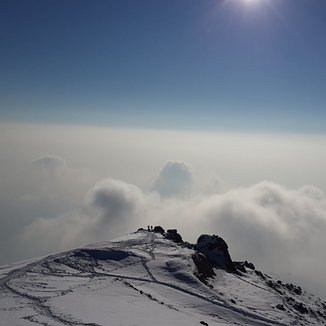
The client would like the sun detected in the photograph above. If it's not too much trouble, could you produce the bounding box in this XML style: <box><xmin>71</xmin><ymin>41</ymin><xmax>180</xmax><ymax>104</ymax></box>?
<box><xmin>243</xmin><ymin>0</ymin><xmax>262</xmax><ymax>4</ymax></box>
<box><xmin>223</xmin><ymin>0</ymin><xmax>263</xmax><ymax>6</ymax></box>
<box><xmin>241</xmin><ymin>0</ymin><xmax>265</xmax><ymax>7</ymax></box>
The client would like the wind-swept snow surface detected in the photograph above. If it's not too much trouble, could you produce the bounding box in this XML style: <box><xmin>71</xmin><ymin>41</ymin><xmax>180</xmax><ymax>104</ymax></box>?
<box><xmin>1</xmin><ymin>229</ymin><xmax>326</xmax><ymax>325</ymax></box>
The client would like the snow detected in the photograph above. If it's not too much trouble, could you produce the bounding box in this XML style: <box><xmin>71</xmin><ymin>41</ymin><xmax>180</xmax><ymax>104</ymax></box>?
<box><xmin>0</xmin><ymin>229</ymin><xmax>326</xmax><ymax>326</ymax></box>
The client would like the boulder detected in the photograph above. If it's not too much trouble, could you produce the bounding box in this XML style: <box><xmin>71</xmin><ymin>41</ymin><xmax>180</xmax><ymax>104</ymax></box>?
<box><xmin>194</xmin><ymin>234</ymin><xmax>236</xmax><ymax>272</ymax></box>
<box><xmin>165</xmin><ymin>229</ymin><xmax>183</xmax><ymax>243</ymax></box>
<box><xmin>153</xmin><ymin>226</ymin><xmax>165</xmax><ymax>234</ymax></box>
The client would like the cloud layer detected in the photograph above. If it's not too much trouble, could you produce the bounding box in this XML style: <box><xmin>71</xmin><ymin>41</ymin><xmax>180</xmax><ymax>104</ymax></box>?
<box><xmin>1</xmin><ymin>150</ymin><xmax>326</xmax><ymax>299</ymax></box>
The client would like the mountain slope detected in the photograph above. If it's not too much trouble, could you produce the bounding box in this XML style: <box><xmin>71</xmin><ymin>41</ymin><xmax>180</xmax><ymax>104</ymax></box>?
<box><xmin>1</xmin><ymin>228</ymin><xmax>326</xmax><ymax>326</ymax></box>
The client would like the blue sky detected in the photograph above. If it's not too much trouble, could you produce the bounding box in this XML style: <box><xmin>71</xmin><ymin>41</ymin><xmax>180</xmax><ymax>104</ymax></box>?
<box><xmin>1</xmin><ymin>0</ymin><xmax>326</xmax><ymax>133</ymax></box>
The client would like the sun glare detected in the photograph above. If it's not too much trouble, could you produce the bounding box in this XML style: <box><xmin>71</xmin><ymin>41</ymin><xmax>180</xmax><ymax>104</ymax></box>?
<box><xmin>222</xmin><ymin>0</ymin><xmax>265</xmax><ymax>8</ymax></box>
<box><xmin>241</xmin><ymin>0</ymin><xmax>266</xmax><ymax>9</ymax></box>
<box><xmin>243</xmin><ymin>0</ymin><xmax>262</xmax><ymax>4</ymax></box>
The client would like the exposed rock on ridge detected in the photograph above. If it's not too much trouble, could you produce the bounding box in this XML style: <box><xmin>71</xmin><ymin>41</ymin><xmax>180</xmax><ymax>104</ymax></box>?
<box><xmin>194</xmin><ymin>234</ymin><xmax>236</xmax><ymax>272</ymax></box>
<box><xmin>150</xmin><ymin>226</ymin><xmax>237</xmax><ymax>273</ymax></box>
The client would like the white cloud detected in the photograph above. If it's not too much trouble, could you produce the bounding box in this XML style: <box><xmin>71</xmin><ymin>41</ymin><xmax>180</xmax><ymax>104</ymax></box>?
<box><xmin>1</xmin><ymin>123</ymin><xmax>326</xmax><ymax>298</ymax></box>
<box><xmin>151</xmin><ymin>161</ymin><xmax>196</xmax><ymax>197</ymax></box>
<box><xmin>21</xmin><ymin>178</ymin><xmax>148</xmax><ymax>257</ymax></box>
<box><xmin>87</xmin><ymin>178</ymin><xmax>145</xmax><ymax>223</ymax></box>
<box><xmin>186</xmin><ymin>182</ymin><xmax>326</xmax><ymax>298</ymax></box>
<box><xmin>19</xmin><ymin>171</ymin><xmax>326</xmax><ymax>299</ymax></box>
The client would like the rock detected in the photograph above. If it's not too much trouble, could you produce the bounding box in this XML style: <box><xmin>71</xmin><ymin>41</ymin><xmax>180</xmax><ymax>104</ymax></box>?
<box><xmin>200</xmin><ymin>321</ymin><xmax>209</xmax><ymax>326</ymax></box>
<box><xmin>165</xmin><ymin>229</ymin><xmax>183</xmax><ymax>243</ymax></box>
<box><xmin>153</xmin><ymin>226</ymin><xmax>165</xmax><ymax>234</ymax></box>
<box><xmin>294</xmin><ymin>302</ymin><xmax>308</xmax><ymax>314</ymax></box>
<box><xmin>276</xmin><ymin>304</ymin><xmax>285</xmax><ymax>311</ymax></box>
<box><xmin>255</xmin><ymin>270</ymin><xmax>265</xmax><ymax>279</ymax></box>
<box><xmin>243</xmin><ymin>260</ymin><xmax>255</xmax><ymax>270</ymax></box>
<box><xmin>233</xmin><ymin>260</ymin><xmax>255</xmax><ymax>273</ymax></box>
<box><xmin>234</xmin><ymin>262</ymin><xmax>246</xmax><ymax>273</ymax></box>
<box><xmin>194</xmin><ymin>234</ymin><xmax>236</xmax><ymax>272</ymax></box>
<box><xmin>192</xmin><ymin>252</ymin><xmax>216</xmax><ymax>284</ymax></box>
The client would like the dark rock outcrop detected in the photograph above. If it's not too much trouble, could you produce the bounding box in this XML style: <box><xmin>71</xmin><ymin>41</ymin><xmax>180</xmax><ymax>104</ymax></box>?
<box><xmin>165</xmin><ymin>229</ymin><xmax>183</xmax><ymax>243</ymax></box>
<box><xmin>234</xmin><ymin>262</ymin><xmax>246</xmax><ymax>273</ymax></box>
<box><xmin>200</xmin><ymin>321</ymin><xmax>209</xmax><ymax>326</ymax></box>
<box><xmin>153</xmin><ymin>226</ymin><xmax>165</xmax><ymax>234</ymax></box>
<box><xmin>194</xmin><ymin>234</ymin><xmax>236</xmax><ymax>272</ymax></box>
<box><xmin>294</xmin><ymin>302</ymin><xmax>308</xmax><ymax>314</ymax></box>
<box><xmin>192</xmin><ymin>252</ymin><xmax>216</xmax><ymax>285</ymax></box>
<box><xmin>234</xmin><ymin>260</ymin><xmax>255</xmax><ymax>273</ymax></box>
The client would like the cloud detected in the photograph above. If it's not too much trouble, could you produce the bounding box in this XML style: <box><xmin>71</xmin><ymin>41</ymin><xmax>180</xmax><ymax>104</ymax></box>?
<box><xmin>87</xmin><ymin>178</ymin><xmax>145</xmax><ymax>223</ymax></box>
<box><xmin>2</xmin><ymin>152</ymin><xmax>326</xmax><ymax>299</ymax></box>
<box><xmin>188</xmin><ymin>182</ymin><xmax>326</xmax><ymax>298</ymax></box>
<box><xmin>189</xmin><ymin>181</ymin><xmax>326</xmax><ymax>258</ymax></box>
<box><xmin>0</xmin><ymin>154</ymin><xmax>97</xmax><ymax>264</ymax></box>
<box><xmin>1</xmin><ymin>123</ymin><xmax>326</xmax><ymax>299</ymax></box>
<box><xmin>22</xmin><ymin>212</ymin><xmax>93</xmax><ymax>256</ymax></box>
<box><xmin>32</xmin><ymin>155</ymin><xmax>66</xmax><ymax>175</ymax></box>
<box><xmin>151</xmin><ymin>161</ymin><xmax>196</xmax><ymax>197</ymax></box>
<box><xmin>21</xmin><ymin>178</ymin><xmax>148</xmax><ymax>256</ymax></box>
<box><xmin>198</xmin><ymin>175</ymin><xmax>230</xmax><ymax>195</ymax></box>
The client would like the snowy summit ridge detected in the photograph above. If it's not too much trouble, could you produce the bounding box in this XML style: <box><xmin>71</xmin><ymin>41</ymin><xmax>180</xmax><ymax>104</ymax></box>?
<box><xmin>1</xmin><ymin>227</ymin><xmax>326</xmax><ymax>326</ymax></box>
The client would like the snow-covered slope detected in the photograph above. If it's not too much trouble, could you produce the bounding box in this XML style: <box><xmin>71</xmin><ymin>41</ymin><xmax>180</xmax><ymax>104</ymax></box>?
<box><xmin>1</xmin><ymin>228</ymin><xmax>326</xmax><ymax>326</ymax></box>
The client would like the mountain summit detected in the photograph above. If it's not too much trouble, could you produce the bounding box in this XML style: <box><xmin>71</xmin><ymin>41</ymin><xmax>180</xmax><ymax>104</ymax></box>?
<box><xmin>1</xmin><ymin>227</ymin><xmax>326</xmax><ymax>325</ymax></box>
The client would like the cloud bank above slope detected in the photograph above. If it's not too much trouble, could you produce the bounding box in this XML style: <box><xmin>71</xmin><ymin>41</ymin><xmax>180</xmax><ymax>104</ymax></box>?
<box><xmin>16</xmin><ymin>158</ymin><xmax>326</xmax><ymax>299</ymax></box>
<box><xmin>1</xmin><ymin>124</ymin><xmax>326</xmax><ymax>298</ymax></box>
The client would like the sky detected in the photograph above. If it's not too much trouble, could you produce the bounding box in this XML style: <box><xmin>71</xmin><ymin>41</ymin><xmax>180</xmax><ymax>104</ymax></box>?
<box><xmin>1</xmin><ymin>0</ymin><xmax>326</xmax><ymax>300</ymax></box>
<box><xmin>1</xmin><ymin>0</ymin><xmax>326</xmax><ymax>132</ymax></box>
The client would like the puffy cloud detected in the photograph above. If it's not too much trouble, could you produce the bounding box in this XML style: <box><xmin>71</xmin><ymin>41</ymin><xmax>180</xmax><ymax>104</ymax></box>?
<box><xmin>187</xmin><ymin>182</ymin><xmax>326</xmax><ymax>298</ymax></box>
<box><xmin>32</xmin><ymin>155</ymin><xmax>66</xmax><ymax>175</ymax></box>
<box><xmin>151</xmin><ymin>161</ymin><xmax>195</xmax><ymax>197</ymax></box>
<box><xmin>87</xmin><ymin>178</ymin><xmax>145</xmax><ymax>223</ymax></box>
<box><xmin>21</xmin><ymin>178</ymin><xmax>148</xmax><ymax>257</ymax></box>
